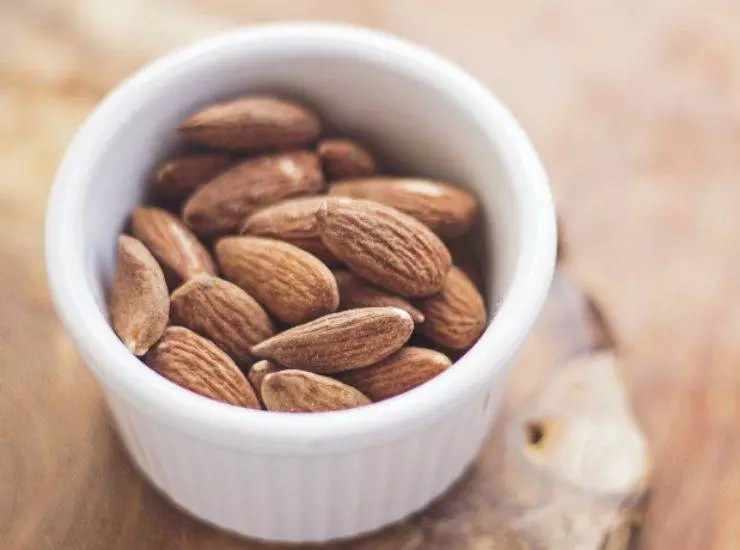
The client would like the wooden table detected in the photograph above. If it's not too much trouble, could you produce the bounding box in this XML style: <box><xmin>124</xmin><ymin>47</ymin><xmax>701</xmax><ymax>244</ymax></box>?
<box><xmin>2</xmin><ymin>1</ymin><xmax>739</xmax><ymax>548</ymax></box>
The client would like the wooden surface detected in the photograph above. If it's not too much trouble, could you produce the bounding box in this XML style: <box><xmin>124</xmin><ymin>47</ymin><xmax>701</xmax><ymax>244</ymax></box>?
<box><xmin>2</xmin><ymin>1</ymin><xmax>739</xmax><ymax>548</ymax></box>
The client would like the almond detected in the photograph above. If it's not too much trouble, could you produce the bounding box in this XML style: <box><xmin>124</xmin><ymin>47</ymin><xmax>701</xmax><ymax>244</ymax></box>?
<box><xmin>262</xmin><ymin>370</ymin><xmax>371</xmax><ymax>412</ymax></box>
<box><xmin>248</xmin><ymin>359</ymin><xmax>281</xmax><ymax>402</ymax></box>
<box><xmin>145</xmin><ymin>326</ymin><xmax>260</xmax><ymax>408</ymax></box>
<box><xmin>251</xmin><ymin>307</ymin><xmax>413</xmax><ymax>373</ymax></box>
<box><xmin>215</xmin><ymin>236</ymin><xmax>339</xmax><ymax>325</ymax></box>
<box><xmin>240</xmin><ymin>196</ymin><xmax>338</xmax><ymax>264</ymax></box>
<box><xmin>338</xmin><ymin>347</ymin><xmax>451</xmax><ymax>401</ymax></box>
<box><xmin>282</xmin><ymin>238</ymin><xmax>338</xmax><ymax>266</ymax></box>
<box><xmin>182</xmin><ymin>151</ymin><xmax>324</xmax><ymax>237</ymax></box>
<box><xmin>152</xmin><ymin>153</ymin><xmax>231</xmax><ymax>204</ymax></box>
<box><xmin>317</xmin><ymin>198</ymin><xmax>451</xmax><ymax>297</ymax></box>
<box><xmin>446</xmin><ymin>231</ymin><xmax>487</xmax><ymax>293</ymax></box>
<box><xmin>406</xmin><ymin>331</ymin><xmax>468</xmax><ymax>363</ymax></box>
<box><xmin>131</xmin><ymin>206</ymin><xmax>216</xmax><ymax>283</ymax></box>
<box><xmin>170</xmin><ymin>275</ymin><xmax>274</xmax><ymax>366</ymax></box>
<box><xmin>179</xmin><ymin>96</ymin><xmax>321</xmax><ymax>152</ymax></box>
<box><xmin>328</xmin><ymin>178</ymin><xmax>477</xmax><ymax>239</ymax></box>
<box><xmin>317</xmin><ymin>139</ymin><xmax>377</xmax><ymax>180</ymax></box>
<box><xmin>416</xmin><ymin>266</ymin><xmax>487</xmax><ymax>349</ymax></box>
<box><xmin>333</xmin><ymin>269</ymin><xmax>424</xmax><ymax>324</ymax></box>
<box><xmin>109</xmin><ymin>235</ymin><xmax>169</xmax><ymax>355</ymax></box>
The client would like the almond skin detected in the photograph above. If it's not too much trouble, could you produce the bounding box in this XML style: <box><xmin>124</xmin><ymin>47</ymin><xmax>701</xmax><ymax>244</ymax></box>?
<box><xmin>262</xmin><ymin>370</ymin><xmax>371</xmax><ymax>413</ymax></box>
<box><xmin>333</xmin><ymin>269</ymin><xmax>424</xmax><ymax>324</ymax></box>
<box><xmin>240</xmin><ymin>196</ymin><xmax>338</xmax><ymax>264</ymax></box>
<box><xmin>328</xmin><ymin>178</ymin><xmax>477</xmax><ymax>239</ymax></box>
<box><xmin>131</xmin><ymin>206</ymin><xmax>216</xmax><ymax>283</ymax></box>
<box><xmin>182</xmin><ymin>151</ymin><xmax>324</xmax><ymax>237</ymax></box>
<box><xmin>152</xmin><ymin>153</ymin><xmax>231</xmax><ymax>204</ymax></box>
<box><xmin>215</xmin><ymin>236</ymin><xmax>339</xmax><ymax>325</ymax></box>
<box><xmin>251</xmin><ymin>307</ymin><xmax>414</xmax><ymax>374</ymax></box>
<box><xmin>179</xmin><ymin>96</ymin><xmax>321</xmax><ymax>152</ymax></box>
<box><xmin>145</xmin><ymin>326</ymin><xmax>260</xmax><ymax>408</ymax></box>
<box><xmin>317</xmin><ymin>139</ymin><xmax>377</xmax><ymax>180</ymax></box>
<box><xmin>338</xmin><ymin>347</ymin><xmax>451</xmax><ymax>401</ymax></box>
<box><xmin>248</xmin><ymin>360</ymin><xmax>281</xmax><ymax>403</ymax></box>
<box><xmin>406</xmin><ymin>331</ymin><xmax>468</xmax><ymax>363</ymax></box>
<box><xmin>446</xmin><ymin>231</ymin><xmax>487</xmax><ymax>293</ymax></box>
<box><xmin>170</xmin><ymin>275</ymin><xmax>274</xmax><ymax>366</ymax></box>
<box><xmin>416</xmin><ymin>266</ymin><xmax>487</xmax><ymax>349</ymax></box>
<box><xmin>109</xmin><ymin>235</ymin><xmax>169</xmax><ymax>355</ymax></box>
<box><xmin>317</xmin><ymin>198</ymin><xmax>451</xmax><ymax>297</ymax></box>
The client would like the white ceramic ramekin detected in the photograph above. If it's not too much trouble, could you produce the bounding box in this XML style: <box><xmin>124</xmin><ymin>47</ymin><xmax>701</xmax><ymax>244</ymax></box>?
<box><xmin>45</xmin><ymin>23</ymin><xmax>555</xmax><ymax>543</ymax></box>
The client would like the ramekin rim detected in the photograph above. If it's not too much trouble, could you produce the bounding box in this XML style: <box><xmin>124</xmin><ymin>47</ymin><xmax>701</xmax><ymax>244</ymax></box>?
<box><xmin>45</xmin><ymin>22</ymin><xmax>556</xmax><ymax>452</ymax></box>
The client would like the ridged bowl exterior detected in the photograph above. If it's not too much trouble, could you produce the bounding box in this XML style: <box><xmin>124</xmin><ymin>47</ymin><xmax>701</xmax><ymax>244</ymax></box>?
<box><xmin>46</xmin><ymin>24</ymin><xmax>555</xmax><ymax>543</ymax></box>
<box><xmin>105</xmin><ymin>372</ymin><xmax>505</xmax><ymax>542</ymax></box>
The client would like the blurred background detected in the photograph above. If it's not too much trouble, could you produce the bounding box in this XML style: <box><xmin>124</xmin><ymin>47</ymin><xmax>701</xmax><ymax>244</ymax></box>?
<box><xmin>3</xmin><ymin>1</ymin><xmax>740</xmax><ymax>548</ymax></box>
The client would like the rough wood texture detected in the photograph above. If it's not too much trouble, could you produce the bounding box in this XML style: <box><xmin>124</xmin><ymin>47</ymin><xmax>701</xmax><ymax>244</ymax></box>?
<box><xmin>491</xmin><ymin>348</ymin><xmax>648</xmax><ymax>550</ymax></box>
<box><xmin>1</xmin><ymin>0</ymin><xmax>736</xmax><ymax>547</ymax></box>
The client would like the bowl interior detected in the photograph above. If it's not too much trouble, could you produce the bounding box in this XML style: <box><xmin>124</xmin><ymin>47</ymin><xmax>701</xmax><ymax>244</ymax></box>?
<box><xmin>83</xmin><ymin>38</ymin><xmax>520</xmax><ymax>314</ymax></box>
<box><xmin>48</xmin><ymin>26</ymin><xmax>554</xmax><ymax>449</ymax></box>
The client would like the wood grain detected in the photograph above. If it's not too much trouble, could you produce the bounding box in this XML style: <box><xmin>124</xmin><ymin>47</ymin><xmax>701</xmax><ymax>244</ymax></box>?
<box><xmin>2</xmin><ymin>0</ymin><xmax>739</xmax><ymax>548</ymax></box>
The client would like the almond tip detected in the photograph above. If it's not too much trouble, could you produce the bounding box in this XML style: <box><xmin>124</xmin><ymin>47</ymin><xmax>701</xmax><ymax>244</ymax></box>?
<box><xmin>126</xmin><ymin>339</ymin><xmax>148</xmax><ymax>356</ymax></box>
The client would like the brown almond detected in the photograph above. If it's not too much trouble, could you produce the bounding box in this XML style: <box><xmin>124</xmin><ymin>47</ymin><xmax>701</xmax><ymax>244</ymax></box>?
<box><xmin>338</xmin><ymin>347</ymin><xmax>451</xmax><ymax>401</ymax></box>
<box><xmin>333</xmin><ymin>269</ymin><xmax>424</xmax><ymax>324</ymax></box>
<box><xmin>240</xmin><ymin>196</ymin><xmax>338</xmax><ymax>264</ymax></box>
<box><xmin>317</xmin><ymin>139</ymin><xmax>377</xmax><ymax>180</ymax></box>
<box><xmin>406</xmin><ymin>331</ymin><xmax>468</xmax><ymax>363</ymax></box>
<box><xmin>248</xmin><ymin>360</ymin><xmax>281</xmax><ymax>403</ymax></box>
<box><xmin>131</xmin><ymin>206</ymin><xmax>216</xmax><ymax>283</ymax></box>
<box><xmin>328</xmin><ymin>178</ymin><xmax>477</xmax><ymax>239</ymax></box>
<box><xmin>179</xmin><ymin>96</ymin><xmax>321</xmax><ymax>152</ymax></box>
<box><xmin>109</xmin><ymin>235</ymin><xmax>169</xmax><ymax>355</ymax></box>
<box><xmin>262</xmin><ymin>370</ymin><xmax>371</xmax><ymax>413</ymax></box>
<box><xmin>182</xmin><ymin>151</ymin><xmax>324</xmax><ymax>237</ymax></box>
<box><xmin>146</xmin><ymin>326</ymin><xmax>260</xmax><ymax>408</ymax></box>
<box><xmin>215</xmin><ymin>236</ymin><xmax>338</xmax><ymax>325</ymax></box>
<box><xmin>251</xmin><ymin>307</ymin><xmax>414</xmax><ymax>374</ymax></box>
<box><xmin>170</xmin><ymin>275</ymin><xmax>274</xmax><ymax>366</ymax></box>
<box><xmin>317</xmin><ymin>198</ymin><xmax>451</xmax><ymax>297</ymax></box>
<box><xmin>416</xmin><ymin>266</ymin><xmax>487</xmax><ymax>349</ymax></box>
<box><xmin>152</xmin><ymin>153</ymin><xmax>231</xmax><ymax>204</ymax></box>
<box><xmin>280</xmin><ymin>237</ymin><xmax>337</xmax><ymax>266</ymax></box>
<box><xmin>446</xmin><ymin>231</ymin><xmax>487</xmax><ymax>293</ymax></box>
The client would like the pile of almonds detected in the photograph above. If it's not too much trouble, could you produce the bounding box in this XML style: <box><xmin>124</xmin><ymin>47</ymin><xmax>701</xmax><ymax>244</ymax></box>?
<box><xmin>109</xmin><ymin>96</ymin><xmax>487</xmax><ymax>413</ymax></box>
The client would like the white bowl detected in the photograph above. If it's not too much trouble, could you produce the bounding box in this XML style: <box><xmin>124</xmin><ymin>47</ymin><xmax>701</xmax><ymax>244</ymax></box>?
<box><xmin>45</xmin><ymin>23</ymin><xmax>556</xmax><ymax>543</ymax></box>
